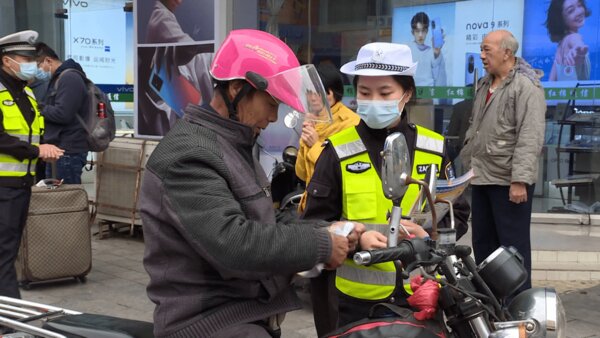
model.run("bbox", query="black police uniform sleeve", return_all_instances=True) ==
[301,142,343,222]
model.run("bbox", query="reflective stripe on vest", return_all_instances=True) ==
[9,133,40,143]
[329,126,444,300]
[0,85,43,177]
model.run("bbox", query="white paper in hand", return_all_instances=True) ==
[297,222,355,278]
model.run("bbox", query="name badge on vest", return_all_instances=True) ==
[2,100,15,106]
[346,161,371,173]
[416,164,430,175]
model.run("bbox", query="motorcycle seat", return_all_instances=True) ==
[42,313,154,338]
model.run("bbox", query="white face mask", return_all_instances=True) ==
[36,66,51,81]
[356,94,406,129]
[7,57,38,81]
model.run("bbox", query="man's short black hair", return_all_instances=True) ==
[317,64,344,103]
[35,42,60,60]
[411,12,430,30]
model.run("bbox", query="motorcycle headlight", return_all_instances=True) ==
[508,287,566,338]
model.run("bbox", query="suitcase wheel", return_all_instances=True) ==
[19,281,32,290]
[77,276,87,283]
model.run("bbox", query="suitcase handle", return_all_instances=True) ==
[34,178,64,189]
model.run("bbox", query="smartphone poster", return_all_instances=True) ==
[392,0,524,88]
[392,2,456,88]
[135,0,217,138]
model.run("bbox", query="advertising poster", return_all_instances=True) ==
[64,3,132,115]
[453,0,524,86]
[135,0,216,137]
[391,0,524,99]
[64,6,126,83]
[522,0,600,104]
[392,2,456,89]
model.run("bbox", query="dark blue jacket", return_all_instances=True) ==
[42,59,90,153]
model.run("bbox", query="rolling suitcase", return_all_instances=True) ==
[16,183,92,288]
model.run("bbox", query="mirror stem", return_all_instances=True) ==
[407,178,438,239]
[388,203,410,247]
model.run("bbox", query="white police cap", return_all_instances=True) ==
[0,30,38,57]
[340,42,418,77]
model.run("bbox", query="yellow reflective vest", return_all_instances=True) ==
[328,125,444,301]
[0,83,43,178]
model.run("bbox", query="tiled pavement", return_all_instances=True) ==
[18,170,600,337]
[17,221,600,338]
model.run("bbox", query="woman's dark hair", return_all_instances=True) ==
[545,0,591,42]
[34,42,60,60]
[317,64,344,103]
[353,75,416,103]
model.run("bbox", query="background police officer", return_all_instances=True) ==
[0,30,63,298]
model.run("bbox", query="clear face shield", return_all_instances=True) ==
[266,64,333,128]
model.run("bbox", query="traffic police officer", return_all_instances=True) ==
[302,42,471,335]
[0,30,64,298]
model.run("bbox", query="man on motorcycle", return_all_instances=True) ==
[301,42,471,335]
[139,29,364,338]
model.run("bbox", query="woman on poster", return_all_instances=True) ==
[545,0,592,81]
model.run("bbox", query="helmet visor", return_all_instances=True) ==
[266,64,332,123]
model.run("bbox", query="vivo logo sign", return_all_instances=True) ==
[63,0,89,8]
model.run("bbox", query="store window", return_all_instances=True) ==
[257,0,600,215]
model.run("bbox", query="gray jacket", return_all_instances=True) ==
[462,58,546,185]
[140,105,332,337]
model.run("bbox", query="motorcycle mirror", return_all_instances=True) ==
[381,132,411,201]
[283,111,300,129]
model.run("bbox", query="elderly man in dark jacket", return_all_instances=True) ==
[35,42,90,184]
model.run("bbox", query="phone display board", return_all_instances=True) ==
[135,0,217,138]
[63,3,132,112]
[391,0,524,98]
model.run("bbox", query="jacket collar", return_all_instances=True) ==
[0,67,26,94]
[184,104,256,148]
[480,57,541,91]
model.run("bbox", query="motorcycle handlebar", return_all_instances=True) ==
[353,238,432,266]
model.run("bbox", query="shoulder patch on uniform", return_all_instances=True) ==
[346,161,371,173]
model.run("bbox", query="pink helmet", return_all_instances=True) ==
[211,29,331,123]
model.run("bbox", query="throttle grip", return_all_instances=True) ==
[354,238,430,266]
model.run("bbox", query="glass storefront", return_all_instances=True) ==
[255,0,600,216]
[3,0,599,217]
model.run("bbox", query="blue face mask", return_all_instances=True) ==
[35,67,51,81]
[8,57,38,81]
[356,95,406,129]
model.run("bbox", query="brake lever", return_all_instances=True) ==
[401,253,444,279]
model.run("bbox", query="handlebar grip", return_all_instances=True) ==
[354,238,430,266]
